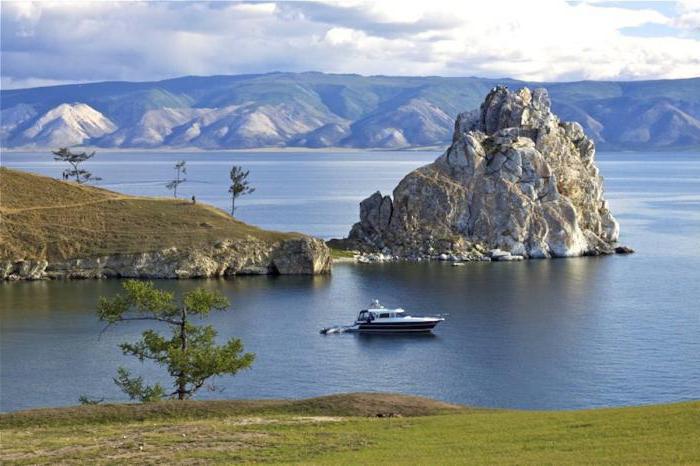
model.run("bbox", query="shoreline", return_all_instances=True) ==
[3,392,696,417]
[328,246,635,265]
[0,145,447,154]
[3,145,698,154]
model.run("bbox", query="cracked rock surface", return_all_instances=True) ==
[347,86,620,259]
[1,237,331,280]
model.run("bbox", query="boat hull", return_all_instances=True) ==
[355,321,441,333]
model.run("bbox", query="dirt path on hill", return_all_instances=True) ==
[0,194,181,214]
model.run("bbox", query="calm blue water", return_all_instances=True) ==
[1,150,699,412]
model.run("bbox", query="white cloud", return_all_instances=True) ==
[324,27,362,45]
[8,1,42,37]
[1,0,698,89]
[674,0,700,30]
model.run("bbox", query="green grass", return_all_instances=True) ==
[0,168,299,261]
[1,394,698,465]
[329,247,356,260]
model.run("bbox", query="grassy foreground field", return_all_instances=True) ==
[0,167,297,261]
[1,394,698,465]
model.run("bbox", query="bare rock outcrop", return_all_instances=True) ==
[347,86,622,259]
[1,237,331,280]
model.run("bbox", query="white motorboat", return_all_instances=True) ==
[353,300,444,333]
[320,300,445,334]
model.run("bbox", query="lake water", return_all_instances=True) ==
[1,150,699,412]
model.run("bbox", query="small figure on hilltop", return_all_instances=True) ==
[228,165,255,217]
[52,147,101,184]
[166,160,187,198]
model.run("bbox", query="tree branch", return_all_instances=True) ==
[99,316,180,340]
[98,321,114,340]
[116,316,182,325]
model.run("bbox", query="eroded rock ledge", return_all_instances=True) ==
[341,86,630,260]
[1,236,331,280]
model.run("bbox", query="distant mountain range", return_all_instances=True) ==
[2,72,699,151]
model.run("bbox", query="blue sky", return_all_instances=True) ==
[1,0,699,89]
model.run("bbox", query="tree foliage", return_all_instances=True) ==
[165,160,187,198]
[97,280,254,402]
[78,395,105,405]
[52,147,100,184]
[228,165,255,216]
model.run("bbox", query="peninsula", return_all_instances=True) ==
[0,168,331,280]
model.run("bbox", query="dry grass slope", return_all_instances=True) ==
[0,393,463,429]
[0,168,298,261]
[1,395,698,465]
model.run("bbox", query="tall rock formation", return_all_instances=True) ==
[347,86,621,259]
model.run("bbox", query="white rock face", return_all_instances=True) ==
[101,102,347,149]
[348,86,620,259]
[20,103,117,147]
[290,122,351,147]
[100,107,209,147]
[349,98,453,148]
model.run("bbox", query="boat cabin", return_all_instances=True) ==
[356,302,406,322]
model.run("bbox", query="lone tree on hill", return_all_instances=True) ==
[166,160,187,198]
[228,165,255,216]
[52,147,100,184]
[97,280,254,402]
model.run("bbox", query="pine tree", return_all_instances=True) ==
[52,147,100,184]
[165,160,187,198]
[97,280,254,402]
[228,165,255,216]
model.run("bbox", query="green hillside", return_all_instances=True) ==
[1,394,698,464]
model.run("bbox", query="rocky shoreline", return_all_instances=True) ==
[330,245,634,265]
[2,237,331,281]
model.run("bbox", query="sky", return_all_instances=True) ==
[1,0,699,89]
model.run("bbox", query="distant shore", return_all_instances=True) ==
[0,145,447,154]
[3,145,698,154]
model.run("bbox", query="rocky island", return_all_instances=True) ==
[0,168,331,280]
[339,86,630,262]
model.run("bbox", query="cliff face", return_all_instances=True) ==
[348,86,620,259]
[0,236,331,280]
